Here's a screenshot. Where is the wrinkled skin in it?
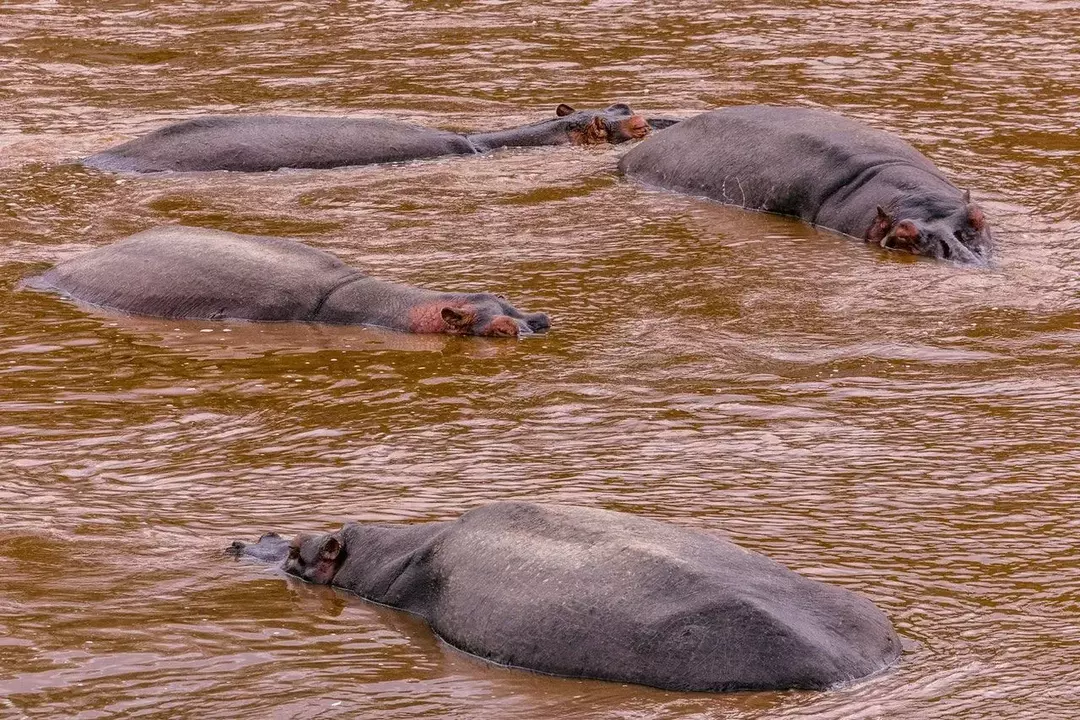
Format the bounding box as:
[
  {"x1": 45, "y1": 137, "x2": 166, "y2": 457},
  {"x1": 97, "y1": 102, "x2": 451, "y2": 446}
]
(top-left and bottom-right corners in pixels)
[
  {"x1": 83, "y1": 103, "x2": 667, "y2": 173},
  {"x1": 619, "y1": 105, "x2": 992, "y2": 264},
  {"x1": 26, "y1": 226, "x2": 550, "y2": 338},
  {"x1": 228, "y1": 502, "x2": 902, "y2": 693}
]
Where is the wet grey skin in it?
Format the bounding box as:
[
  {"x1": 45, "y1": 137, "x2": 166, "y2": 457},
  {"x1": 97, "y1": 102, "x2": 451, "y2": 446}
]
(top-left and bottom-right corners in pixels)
[
  {"x1": 228, "y1": 502, "x2": 902, "y2": 693},
  {"x1": 25, "y1": 226, "x2": 551, "y2": 338},
  {"x1": 229, "y1": 532, "x2": 290, "y2": 563},
  {"x1": 619, "y1": 105, "x2": 992, "y2": 264},
  {"x1": 82, "y1": 103, "x2": 673, "y2": 173}
]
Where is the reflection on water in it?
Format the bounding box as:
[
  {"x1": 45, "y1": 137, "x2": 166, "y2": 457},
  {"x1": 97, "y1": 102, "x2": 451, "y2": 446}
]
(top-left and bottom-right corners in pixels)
[{"x1": 2, "y1": 1, "x2": 1079, "y2": 718}]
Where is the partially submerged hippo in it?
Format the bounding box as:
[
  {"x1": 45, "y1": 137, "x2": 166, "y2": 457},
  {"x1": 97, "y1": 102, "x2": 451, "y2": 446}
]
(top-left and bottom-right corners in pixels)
[
  {"x1": 27, "y1": 226, "x2": 550, "y2": 337},
  {"x1": 228, "y1": 502, "x2": 901, "y2": 692},
  {"x1": 618, "y1": 106, "x2": 992, "y2": 263},
  {"x1": 83, "y1": 103, "x2": 663, "y2": 173}
]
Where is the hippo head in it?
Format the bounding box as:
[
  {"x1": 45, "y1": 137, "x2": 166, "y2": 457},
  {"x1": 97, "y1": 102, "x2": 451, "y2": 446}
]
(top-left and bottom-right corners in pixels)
[
  {"x1": 226, "y1": 529, "x2": 345, "y2": 585},
  {"x1": 555, "y1": 103, "x2": 652, "y2": 145},
  {"x1": 410, "y1": 293, "x2": 551, "y2": 338},
  {"x1": 283, "y1": 531, "x2": 347, "y2": 585},
  {"x1": 867, "y1": 193, "x2": 992, "y2": 264}
]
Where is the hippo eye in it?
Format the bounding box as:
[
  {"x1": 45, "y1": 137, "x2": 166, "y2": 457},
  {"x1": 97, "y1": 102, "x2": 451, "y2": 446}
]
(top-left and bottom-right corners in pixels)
[{"x1": 287, "y1": 545, "x2": 300, "y2": 559}]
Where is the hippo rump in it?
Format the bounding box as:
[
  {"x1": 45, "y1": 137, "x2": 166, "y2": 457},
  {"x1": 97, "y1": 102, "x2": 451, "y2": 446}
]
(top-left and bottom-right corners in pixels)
[
  {"x1": 26, "y1": 226, "x2": 550, "y2": 337},
  {"x1": 83, "y1": 103, "x2": 663, "y2": 173},
  {"x1": 228, "y1": 502, "x2": 902, "y2": 692},
  {"x1": 618, "y1": 105, "x2": 992, "y2": 263}
]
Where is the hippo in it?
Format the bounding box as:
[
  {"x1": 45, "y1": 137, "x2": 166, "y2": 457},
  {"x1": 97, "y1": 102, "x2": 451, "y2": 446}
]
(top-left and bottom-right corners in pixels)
[
  {"x1": 26, "y1": 226, "x2": 550, "y2": 337},
  {"x1": 618, "y1": 105, "x2": 992, "y2": 263},
  {"x1": 228, "y1": 502, "x2": 902, "y2": 692},
  {"x1": 82, "y1": 103, "x2": 665, "y2": 173}
]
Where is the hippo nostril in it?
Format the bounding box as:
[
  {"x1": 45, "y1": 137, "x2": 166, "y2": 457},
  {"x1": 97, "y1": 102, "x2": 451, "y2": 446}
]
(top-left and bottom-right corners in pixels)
[{"x1": 938, "y1": 238, "x2": 952, "y2": 259}]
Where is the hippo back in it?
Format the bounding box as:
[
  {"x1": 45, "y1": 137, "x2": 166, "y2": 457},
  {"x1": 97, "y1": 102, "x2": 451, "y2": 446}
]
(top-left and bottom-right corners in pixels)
[
  {"x1": 351, "y1": 502, "x2": 901, "y2": 692},
  {"x1": 33, "y1": 226, "x2": 360, "y2": 322},
  {"x1": 619, "y1": 105, "x2": 962, "y2": 237},
  {"x1": 83, "y1": 115, "x2": 478, "y2": 173}
]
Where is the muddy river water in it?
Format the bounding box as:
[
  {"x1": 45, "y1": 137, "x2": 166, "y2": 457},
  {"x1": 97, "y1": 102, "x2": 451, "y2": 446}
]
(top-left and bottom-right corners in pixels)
[{"x1": 1, "y1": 1, "x2": 1079, "y2": 718}]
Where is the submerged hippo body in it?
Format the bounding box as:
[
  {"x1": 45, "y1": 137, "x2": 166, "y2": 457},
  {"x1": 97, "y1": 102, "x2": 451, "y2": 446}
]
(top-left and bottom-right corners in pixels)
[
  {"x1": 28, "y1": 227, "x2": 550, "y2": 337},
  {"x1": 228, "y1": 502, "x2": 902, "y2": 692},
  {"x1": 84, "y1": 103, "x2": 656, "y2": 173},
  {"x1": 84, "y1": 116, "x2": 475, "y2": 173},
  {"x1": 618, "y1": 106, "x2": 992, "y2": 263}
]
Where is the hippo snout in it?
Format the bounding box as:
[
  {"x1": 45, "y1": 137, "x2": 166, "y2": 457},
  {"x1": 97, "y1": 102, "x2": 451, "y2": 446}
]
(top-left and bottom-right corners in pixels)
[
  {"x1": 525, "y1": 312, "x2": 551, "y2": 332},
  {"x1": 622, "y1": 116, "x2": 651, "y2": 140},
  {"x1": 939, "y1": 233, "x2": 990, "y2": 265},
  {"x1": 226, "y1": 531, "x2": 291, "y2": 563}
]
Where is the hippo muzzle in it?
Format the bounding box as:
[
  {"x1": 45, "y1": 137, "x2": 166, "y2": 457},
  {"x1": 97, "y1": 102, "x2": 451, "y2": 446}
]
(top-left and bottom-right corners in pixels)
[{"x1": 227, "y1": 532, "x2": 291, "y2": 563}]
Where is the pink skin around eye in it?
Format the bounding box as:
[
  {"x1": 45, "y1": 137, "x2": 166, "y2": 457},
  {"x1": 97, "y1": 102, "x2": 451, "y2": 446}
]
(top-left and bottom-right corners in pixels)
[
  {"x1": 969, "y1": 206, "x2": 986, "y2": 231},
  {"x1": 309, "y1": 557, "x2": 339, "y2": 585},
  {"x1": 408, "y1": 302, "x2": 472, "y2": 334},
  {"x1": 620, "y1": 116, "x2": 650, "y2": 139},
  {"x1": 882, "y1": 221, "x2": 922, "y2": 254}
]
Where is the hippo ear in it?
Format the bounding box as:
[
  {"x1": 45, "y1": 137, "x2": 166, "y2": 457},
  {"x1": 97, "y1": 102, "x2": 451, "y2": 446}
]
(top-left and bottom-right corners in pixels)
[
  {"x1": 605, "y1": 103, "x2": 633, "y2": 115},
  {"x1": 556, "y1": 103, "x2": 576, "y2": 117},
  {"x1": 441, "y1": 306, "x2": 471, "y2": 329},
  {"x1": 318, "y1": 535, "x2": 342, "y2": 562},
  {"x1": 866, "y1": 206, "x2": 894, "y2": 244},
  {"x1": 881, "y1": 219, "x2": 921, "y2": 250},
  {"x1": 963, "y1": 188, "x2": 972, "y2": 203},
  {"x1": 967, "y1": 204, "x2": 986, "y2": 231}
]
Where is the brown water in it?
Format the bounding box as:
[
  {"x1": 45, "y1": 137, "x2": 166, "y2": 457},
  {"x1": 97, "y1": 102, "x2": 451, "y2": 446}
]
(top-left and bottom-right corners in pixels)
[{"x1": 2, "y1": 1, "x2": 1079, "y2": 718}]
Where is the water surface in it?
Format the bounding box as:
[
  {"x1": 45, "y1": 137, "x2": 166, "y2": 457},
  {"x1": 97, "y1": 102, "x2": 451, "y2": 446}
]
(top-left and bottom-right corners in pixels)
[{"x1": 2, "y1": 1, "x2": 1079, "y2": 718}]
